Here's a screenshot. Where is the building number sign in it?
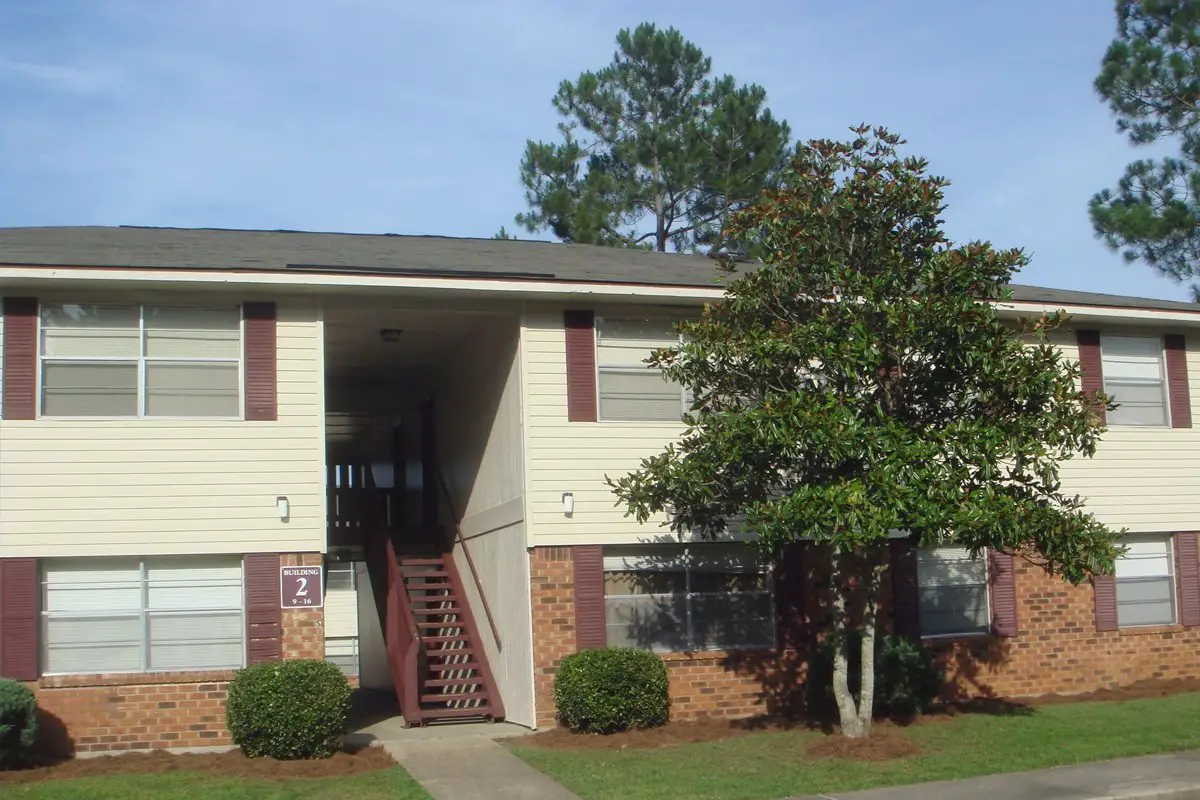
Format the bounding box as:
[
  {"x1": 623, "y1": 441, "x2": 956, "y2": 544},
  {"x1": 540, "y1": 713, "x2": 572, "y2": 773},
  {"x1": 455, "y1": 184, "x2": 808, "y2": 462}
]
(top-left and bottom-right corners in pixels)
[{"x1": 280, "y1": 565, "x2": 324, "y2": 609}]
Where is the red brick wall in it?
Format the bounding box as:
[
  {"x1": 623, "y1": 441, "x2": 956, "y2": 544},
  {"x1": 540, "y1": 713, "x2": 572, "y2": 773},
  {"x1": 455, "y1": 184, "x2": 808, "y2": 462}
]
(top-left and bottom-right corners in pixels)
[
  {"x1": 530, "y1": 543, "x2": 1200, "y2": 728},
  {"x1": 31, "y1": 552, "x2": 331, "y2": 755}
]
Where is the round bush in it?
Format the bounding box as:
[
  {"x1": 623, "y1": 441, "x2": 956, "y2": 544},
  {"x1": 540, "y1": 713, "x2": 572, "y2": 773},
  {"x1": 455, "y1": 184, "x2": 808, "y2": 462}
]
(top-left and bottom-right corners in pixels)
[
  {"x1": 0, "y1": 679, "x2": 38, "y2": 768},
  {"x1": 225, "y1": 660, "x2": 352, "y2": 759},
  {"x1": 555, "y1": 647, "x2": 669, "y2": 734}
]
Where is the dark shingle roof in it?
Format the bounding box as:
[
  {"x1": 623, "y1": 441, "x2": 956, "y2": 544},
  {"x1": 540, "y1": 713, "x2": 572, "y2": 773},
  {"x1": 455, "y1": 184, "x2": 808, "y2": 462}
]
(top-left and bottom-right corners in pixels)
[{"x1": 0, "y1": 225, "x2": 1194, "y2": 312}]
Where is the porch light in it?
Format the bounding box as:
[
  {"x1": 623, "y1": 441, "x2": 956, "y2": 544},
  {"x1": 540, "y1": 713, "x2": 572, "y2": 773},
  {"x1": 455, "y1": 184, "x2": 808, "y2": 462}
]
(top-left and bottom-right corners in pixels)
[
  {"x1": 277, "y1": 496, "x2": 290, "y2": 522},
  {"x1": 562, "y1": 491, "x2": 574, "y2": 517}
]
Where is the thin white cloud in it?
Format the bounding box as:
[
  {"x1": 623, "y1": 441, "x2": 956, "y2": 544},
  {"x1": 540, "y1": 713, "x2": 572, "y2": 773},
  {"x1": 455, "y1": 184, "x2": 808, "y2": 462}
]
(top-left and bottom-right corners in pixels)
[{"x1": 0, "y1": 59, "x2": 126, "y2": 95}]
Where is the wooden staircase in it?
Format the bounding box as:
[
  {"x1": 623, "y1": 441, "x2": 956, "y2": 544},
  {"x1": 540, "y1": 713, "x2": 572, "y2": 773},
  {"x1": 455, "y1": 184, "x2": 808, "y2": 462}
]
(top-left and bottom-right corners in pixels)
[{"x1": 398, "y1": 554, "x2": 498, "y2": 721}]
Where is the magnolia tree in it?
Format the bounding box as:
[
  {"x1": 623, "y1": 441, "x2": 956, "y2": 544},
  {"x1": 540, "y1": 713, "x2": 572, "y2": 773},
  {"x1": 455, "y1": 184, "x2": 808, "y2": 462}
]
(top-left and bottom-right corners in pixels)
[{"x1": 609, "y1": 126, "x2": 1125, "y2": 738}]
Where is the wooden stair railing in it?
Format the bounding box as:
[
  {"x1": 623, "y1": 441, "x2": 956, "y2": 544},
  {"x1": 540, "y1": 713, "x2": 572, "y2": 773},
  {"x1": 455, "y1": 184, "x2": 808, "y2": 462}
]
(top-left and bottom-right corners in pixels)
[{"x1": 362, "y1": 472, "x2": 426, "y2": 726}]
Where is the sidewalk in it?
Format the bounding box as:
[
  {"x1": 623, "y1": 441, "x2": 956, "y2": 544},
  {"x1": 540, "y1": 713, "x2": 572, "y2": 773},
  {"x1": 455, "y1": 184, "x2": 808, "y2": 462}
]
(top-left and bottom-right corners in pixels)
[{"x1": 792, "y1": 749, "x2": 1200, "y2": 800}]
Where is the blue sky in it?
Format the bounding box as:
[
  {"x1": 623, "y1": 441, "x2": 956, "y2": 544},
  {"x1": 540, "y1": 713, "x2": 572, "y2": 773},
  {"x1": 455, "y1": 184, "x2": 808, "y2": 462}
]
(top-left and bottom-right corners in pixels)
[{"x1": 0, "y1": 0, "x2": 1187, "y2": 299}]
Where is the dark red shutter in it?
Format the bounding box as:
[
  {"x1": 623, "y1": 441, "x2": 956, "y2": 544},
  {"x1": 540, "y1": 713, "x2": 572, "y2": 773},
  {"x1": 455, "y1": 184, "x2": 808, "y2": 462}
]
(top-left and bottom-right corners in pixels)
[
  {"x1": 1165, "y1": 335, "x2": 1191, "y2": 429},
  {"x1": 0, "y1": 558, "x2": 39, "y2": 681},
  {"x1": 889, "y1": 539, "x2": 920, "y2": 639},
  {"x1": 774, "y1": 543, "x2": 807, "y2": 650},
  {"x1": 1175, "y1": 532, "x2": 1200, "y2": 628},
  {"x1": 1093, "y1": 574, "x2": 1119, "y2": 632},
  {"x1": 564, "y1": 311, "x2": 597, "y2": 422},
  {"x1": 243, "y1": 302, "x2": 277, "y2": 421},
  {"x1": 987, "y1": 549, "x2": 1019, "y2": 637},
  {"x1": 2, "y1": 298, "x2": 38, "y2": 420},
  {"x1": 244, "y1": 553, "x2": 282, "y2": 663},
  {"x1": 573, "y1": 545, "x2": 606, "y2": 650},
  {"x1": 1076, "y1": 329, "x2": 1106, "y2": 426}
]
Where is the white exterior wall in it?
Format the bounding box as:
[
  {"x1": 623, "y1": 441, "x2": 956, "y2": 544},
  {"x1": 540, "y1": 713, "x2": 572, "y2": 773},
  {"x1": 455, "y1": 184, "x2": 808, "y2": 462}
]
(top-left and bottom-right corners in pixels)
[
  {"x1": 434, "y1": 316, "x2": 535, "y2": 728},
  {"x1": 0, "y1": 295, "x2": 326, "y2": 558},
  {"x1": 522, "y1": 305, "x2": 1200, "y2": 546},
  {"x1": 522, "y1": 304, "x2": 685, "y2": 547}
]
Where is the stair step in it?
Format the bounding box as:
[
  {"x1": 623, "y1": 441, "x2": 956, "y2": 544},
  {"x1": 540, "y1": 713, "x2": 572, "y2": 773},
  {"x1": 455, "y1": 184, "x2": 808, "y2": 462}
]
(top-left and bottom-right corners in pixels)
[
  {"x1": 403, "y1": 570, "x2": 450, "y2": 578},
  {"x1": 398, "y1": 558, "x2": 446, "y2": 567},
  {"x1": 427, "y1": 649, "x2": 475, "y2": 659},
  {"x1": 415, "y1": 620, "x2": 463, "y2": 628},
  {"x1": 423, "y1": 677, "x2": 484, "y2": 688},
  {"x1": 426, "y1": 661, "x2": 480, "y2": 672},
  {"x1": 410, "y1": 594, "x2": 459, "y2": 603},
  {"x1": 413, "y1": 607, "x2": 461, "y2": 615},
  {"x1": 420, "y1": 706, "x2": 493, "y2": 719},
  {"x1": 421, "y1": 635, "x2": 470, "y2": 643},
  {"x1": 421, "y1": 690, "x2": 490, "y2": 703}
]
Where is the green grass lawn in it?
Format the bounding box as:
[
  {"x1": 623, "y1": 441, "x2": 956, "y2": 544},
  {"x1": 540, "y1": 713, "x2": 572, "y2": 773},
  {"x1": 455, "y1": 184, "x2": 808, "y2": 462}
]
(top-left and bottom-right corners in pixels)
[
  {"x1": 512, "y1": 693, "x2": 1200, "y2": 800},
  {"x1": 1, "y1": 767, "x2": 431, "y2": 800}
]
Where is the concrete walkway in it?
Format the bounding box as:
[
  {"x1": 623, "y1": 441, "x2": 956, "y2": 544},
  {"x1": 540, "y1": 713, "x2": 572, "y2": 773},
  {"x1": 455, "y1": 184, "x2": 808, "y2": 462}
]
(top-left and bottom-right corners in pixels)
[
  {"x1": 384, "y1": 736, "x2": 581, "y2": 800},
  {"x1": 793, "y1": 749, "x2": 1200, "y2": 800}
]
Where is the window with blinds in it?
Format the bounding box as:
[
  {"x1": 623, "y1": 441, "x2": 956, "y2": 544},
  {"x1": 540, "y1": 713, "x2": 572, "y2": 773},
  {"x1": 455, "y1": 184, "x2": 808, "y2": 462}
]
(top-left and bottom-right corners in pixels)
[
  {"x1": 916, "y1": 546, "x2": 989, "y2": 637},
  {"x1": 602, "y1": 544, "x2": 774, "y2": 652},
  {"x1": 1115, "y1": 535, "x2": 1176, "y2": 627},
  {"x1": 39, "y1": 304, "x2": 242, "y2": 418},
  {"x1": 595, "y1": 317, "x2": 684, "y2": 422},
  {"x1": 1101, "y1": 335, "x2": 1168, "y2": 427},
  {"x1": 41, "y1": 557, "x2": 245, "y2": 675}
]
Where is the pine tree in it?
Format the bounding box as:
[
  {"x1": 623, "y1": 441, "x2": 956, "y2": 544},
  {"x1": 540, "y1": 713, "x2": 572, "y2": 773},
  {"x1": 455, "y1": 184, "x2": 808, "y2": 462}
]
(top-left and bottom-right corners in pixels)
[
  {"x1": 516, "y1": 23, "x2": 791, "y2": 253},
  {"x1": 1091, "y1": 0, "x2": 1200, "y2": 297}
]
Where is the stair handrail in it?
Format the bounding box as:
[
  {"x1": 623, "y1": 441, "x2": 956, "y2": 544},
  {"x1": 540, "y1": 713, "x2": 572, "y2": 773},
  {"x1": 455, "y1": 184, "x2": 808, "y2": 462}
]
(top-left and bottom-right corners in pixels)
[
  {"x1": 436, "y1": 470, "x2": 503, "y2": 652},
  {"x1": 362, "y1": 470, "x2": 425, "y2": 726}
]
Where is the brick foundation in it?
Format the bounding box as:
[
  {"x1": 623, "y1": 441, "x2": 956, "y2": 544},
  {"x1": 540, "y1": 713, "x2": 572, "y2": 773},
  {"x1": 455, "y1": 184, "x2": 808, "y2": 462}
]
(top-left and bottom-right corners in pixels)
[
  {"x1": 31, "y1": 552, "x2": 331, "y2": 755},
  {"x1": 530, "y1": 544, "x2": 1200, "y2": 728}
]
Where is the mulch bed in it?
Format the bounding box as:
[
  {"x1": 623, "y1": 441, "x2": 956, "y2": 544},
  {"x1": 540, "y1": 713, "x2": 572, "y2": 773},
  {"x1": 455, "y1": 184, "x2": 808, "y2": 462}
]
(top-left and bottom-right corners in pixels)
[
  {"x1": 0, "y1": 746, "x2": 396, "y2": 785},
  {"x1": 516, "y1": 676, "x2": 1200, "y2": 756}
]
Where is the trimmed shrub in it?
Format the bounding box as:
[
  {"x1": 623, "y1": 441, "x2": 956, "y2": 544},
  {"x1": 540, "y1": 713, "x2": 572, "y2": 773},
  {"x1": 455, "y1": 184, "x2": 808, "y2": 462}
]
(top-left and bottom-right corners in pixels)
[
  {"x1": 806, "y1": 632, "x2": 943, "y2": 719},
  {"x1": 0, "y1": 679, "x2": 37, "y2": 768},
  {"x1": 555, "y1": 647, "x2": 669, "y2": 734},
  {"x1": 225, "y1": 659, "x2": 352, "y2": 759}
]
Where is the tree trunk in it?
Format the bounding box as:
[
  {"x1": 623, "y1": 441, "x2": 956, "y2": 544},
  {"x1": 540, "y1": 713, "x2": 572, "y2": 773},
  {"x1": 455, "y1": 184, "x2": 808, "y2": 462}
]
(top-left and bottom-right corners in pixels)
[
  {"x1": 654, "y1": 156, "x2": 666, "y2": 252},
  {"x1": 829, "y1": 547, "x2": 887, "y2": 739},
  {"x1": 829, "y1": 550, "x2": 866, "y2": 738}
]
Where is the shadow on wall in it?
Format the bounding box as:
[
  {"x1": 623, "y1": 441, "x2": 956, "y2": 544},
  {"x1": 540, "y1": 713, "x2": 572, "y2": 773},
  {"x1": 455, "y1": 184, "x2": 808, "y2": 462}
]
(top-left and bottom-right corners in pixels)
[{"x1": 32, "y1": 707, "x2": 74, "y2": 762}]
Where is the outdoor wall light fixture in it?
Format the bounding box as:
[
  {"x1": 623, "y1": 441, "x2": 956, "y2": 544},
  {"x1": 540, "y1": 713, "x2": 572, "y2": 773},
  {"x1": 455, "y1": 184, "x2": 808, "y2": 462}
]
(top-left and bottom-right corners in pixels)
[
  {"x1": 277, "y1": 496, "x2": 290, "y2": 522},
  {"x1": 562, "y1": 491, "x2": 575, "y2": 517}
]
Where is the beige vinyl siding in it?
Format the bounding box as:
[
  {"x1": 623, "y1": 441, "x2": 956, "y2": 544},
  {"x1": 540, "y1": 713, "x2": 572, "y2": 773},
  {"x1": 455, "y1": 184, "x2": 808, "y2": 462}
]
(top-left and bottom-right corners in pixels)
[
  {"x1": 523, "y1": 304, "x2": 688, "y2": 546},
  {"x1": 523, "y1": 308, "x2": 1200, "y2": 546},
  {"x1": 0, "y1": 296, "x2": 325, "y2": 558},
  {"x1": 1054, "y1": 328, "x2": 1200, "y2": 531}
]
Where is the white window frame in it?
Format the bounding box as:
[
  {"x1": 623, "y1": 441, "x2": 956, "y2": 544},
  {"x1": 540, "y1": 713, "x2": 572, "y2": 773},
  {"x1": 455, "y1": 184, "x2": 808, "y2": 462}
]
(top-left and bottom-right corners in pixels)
[
  {"x1": 602, "y1": 544, "x2": 775, "y2": 652},
  {"x1": 916, "y1": 546, "x2": 991, "y2": 639},
  {"x1": 595, "y1": 315, "x2": 688, "y2": 423},
  {"x1": 40, "y1": 557, "x2": 246, "y2": 677},
  {"x1": 37, "y1": 303, "x2": 245, "y2": 421},
  {"x1": 1100, "y1": 333, "x2": 1170, "y2": 428},
  {"x1": 1115, "y1": 534, "x2": 1177, "y2": 629}
]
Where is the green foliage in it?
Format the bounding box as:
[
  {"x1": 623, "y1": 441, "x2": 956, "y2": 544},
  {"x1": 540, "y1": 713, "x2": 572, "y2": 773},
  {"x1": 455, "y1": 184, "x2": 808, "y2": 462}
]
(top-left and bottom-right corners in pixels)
[
  {"x1": 807, "y1": 634, "x2": 943, "y2": 719},
  {"x1": 516, "y1": 22, "x2": 792, "y2": 253},
  {"x1": 555, "y1": 648, "x2": 670, "y2": 733},
  {"x1": 492, "y1": 226, "x2": 517, "y2": 240},
  {"x1": 225, "y1": 660, "x2": 352, "y2": 760},
  {"x1": 0, "y1": 679, "x2": 38, "y2": 767},
  {"x1": 1091, "y1": 0, "x2": 1200, "y2": 297}
]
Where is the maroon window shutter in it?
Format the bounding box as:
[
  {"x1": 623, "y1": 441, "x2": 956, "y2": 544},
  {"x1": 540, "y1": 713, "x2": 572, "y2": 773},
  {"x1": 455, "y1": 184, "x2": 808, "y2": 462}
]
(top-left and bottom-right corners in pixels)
[
  {"x1": 774, "y1": 542, "x2": 807, "y2": 651},
  {"x1": 889, "y1": 539, "x2": 920, "y2": 638},
  {"x1": 1076, "y1": 329, "x2": 1106, "y2": 426},
  {"x1": 2, "y1": 298, "x2": 38, "y2": 420},
  {"x1": 987, "y1": 549, "x2": 1019, "y2": 637},
  {"x1": 1093, "y1": 574, "x2": 1119, "y2": 632},
  {"x1": 243, "y1": 302, "x2": 278, "y2": 421},
  {"x1": 1175, "y1": 532, "x2": 1200, "y2": 628},
  {"x1": 573, "y1": 545, "x2": 606, "y2": 650},
  {"x1": 0, "y1": 558, "x2": 39, "y2": 681},
  {"x1": 1165, "y1": 335, "x2": 1191, "y2": 429},
  {"x1": 244, "y1": 553, "x2": 282, "y2": 663},
  {"x1": 564, "y1": 311, "x2": 597, "y2": 422}
]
